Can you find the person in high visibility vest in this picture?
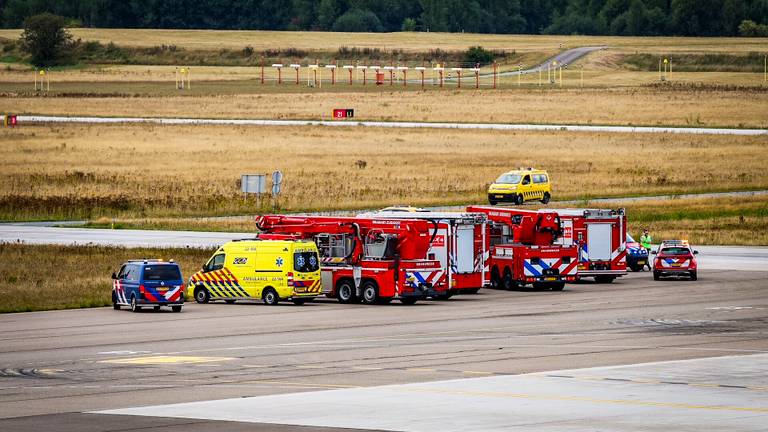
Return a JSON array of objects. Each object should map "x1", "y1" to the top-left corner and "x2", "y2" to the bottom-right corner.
[{"x1": 640, "y1": 229, "x2": 653, "y2": 270}]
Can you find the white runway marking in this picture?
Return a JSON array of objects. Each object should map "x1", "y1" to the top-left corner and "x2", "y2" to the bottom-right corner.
[
  {"x1": 17, "y1": 115, "x2": 768, "y2": 136},
  {"x1": 96, "y1": 354, "x2": 768, "y2": 432}
]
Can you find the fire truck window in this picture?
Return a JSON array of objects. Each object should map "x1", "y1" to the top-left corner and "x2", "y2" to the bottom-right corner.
[{"x1": 522, "y1": 175, "x2": 531, "y2": 185}]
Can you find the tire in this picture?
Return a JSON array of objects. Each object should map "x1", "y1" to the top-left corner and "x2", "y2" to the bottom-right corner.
[
  {"x1": 690, "y1": 271, "x2": 697, "y2": 281},
  {"x1": 594, "y1": 275, "x2": 615, "y2": 284},
  {"x1": 262, "y1": 288, "x2": 279, "y2": 305},
  {"x1": 336, "y1": 280, "x2": 357, "y2": 304},
  {"x1": 130, "y1": 295, "x2": 141, "y2": 313},
  {"x1": 112, "y1": 292, "x2": 120, "y2": 310},
  {"x1": 361, "y1": 280, "x2": 379, "y2": 305},
  {"x1": 400, "y1": 297, "x2": 418, "y2": 305},
  {"x1": 171, "y1": 305, "x2": 182, "y2": 312},
  {"x1": 628, "y1": 263, "x2": 642, "y2": 272},
  {"x1": 490, "y1": 267, "x2": 501, "y2": 290},
  {"x1": 224, "y1": 299, "x2": 236, "y2": 304},
  {"x1": 653, "y1": 271, "x2": 660, "y2": 281},
  {"x1": 291, "y1": 299, "x2": 306, "y2": 305},
  {"x1": 541, "y1": 192, "x2": 550, "y2": 204},
  {"x1": 194, "y1": 287, "x2": 210, "y2": 304},
  {"x1": 489, "y1": 199, "x2": 497, "y2": 206},
  {"x1": 515, "y1": 194, "x2": 524, "y2": 205},
  {"x1": 502, "y1": 268, "x2": 516, "y2": 290}
]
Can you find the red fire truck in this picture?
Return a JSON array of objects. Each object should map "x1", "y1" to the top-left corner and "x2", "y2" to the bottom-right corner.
[
  {"x1": 467, "y1": 206, "x2": 578, "y2": 291},
  {"x1": 255, "y1": 215, "x2": 444, "y2": 305},
  {"x1": 549, "y1": 208, "x2": 627, "y2": 283},
  {"x1": 360, "y1": 211, "x2": 489, "y2": 299}
]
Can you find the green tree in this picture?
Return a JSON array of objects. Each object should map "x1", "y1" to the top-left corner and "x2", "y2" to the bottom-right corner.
[
  {"x1": 722, "y1": 0, "x2": 747, "y2": 35},
  {"x1": 21, "y1": 12, "x2": 72, "y2": 66},
  {"x1": 317, "y1": 0, "x2": 340, "y2": 30},
  {"x1": 401, "y1": 17, "x2": 417, "y2": 31},
  {"x1": 331, "y1": 9, "x2": 384, "y2": 32}
]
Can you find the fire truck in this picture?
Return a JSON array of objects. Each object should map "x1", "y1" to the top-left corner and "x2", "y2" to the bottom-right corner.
[
  {"x1": 466, "y1": 206, "x2": 578, "y2": 291},
  {"x1": 549, "y1": 208, "x2": 627, "y2": 283},
  {"x1": 360, "y1": 211, "x2": 489, "y2": 299},
  {"x1": 255, "y1": 215, "x2": 444, "y2": 305}
]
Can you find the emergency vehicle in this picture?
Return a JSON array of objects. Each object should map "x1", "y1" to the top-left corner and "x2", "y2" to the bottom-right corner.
[
  {"x1": 187, "y1": 239, "x2": 322, "y2": 305},
  {"x1": 487, "y1": 168, "x2": 551, "y2": 205},
  {"x1": 652, "y1": 240, "x2": 699, "y2": 281},
  {"x1": 360, "y1": 211, "x2": 489, "y2": 298},
  {"x1": 467, "y1": 206, "x2": 578, "y2": 291},
  {"x1": 256, "y1": 215, "x2": 444, "y2": 305},
  {"x1": 626, "y1": 233, "x2": 649, "y2": 271},
  {"x1": 112, "y1": 260, "x2": 184, "y2": 312},
  {"x1": 549, "y1": 208, "x2": 627, "y2": 283}
]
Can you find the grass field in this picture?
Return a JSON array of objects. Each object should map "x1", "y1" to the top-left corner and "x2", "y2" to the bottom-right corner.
[
  {"x1": 2, "y1": 29, "x2": 766, "y2": 54},
  {"x1": 3, "y1": 86, "x2": 766, "y2": 128},
  {"x1": 0, "y1": 243, "x2": 213, "y2": 313},
  {"x1": 2, "y1": 123, "x2": 767, "y2": 221}
]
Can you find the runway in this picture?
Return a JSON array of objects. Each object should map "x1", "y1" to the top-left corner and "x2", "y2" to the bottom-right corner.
[{"x1": 1, "y1": 269, "x2": 767, "y2": 431}]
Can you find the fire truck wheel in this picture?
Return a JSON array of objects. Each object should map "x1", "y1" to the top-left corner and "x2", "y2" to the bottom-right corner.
[
  {"x1": 594, "y1": 275, "x2": 615, "y2": 284},
  {"x1": 336, "y1": 280, "x2": 357, "y2": 304},
  {"x1": 490, "y1": 267, "x2": 501, "y2": 289},
  {"x1": 194, "y1": 287, "x2": 210, "y2": 304},
  {"x1": 400, "y1": 297, "x2": 418, "y2": 305},
  {"x1": 361, "y1": 281, "x2": 379, "y2": 305},
  {"x1": 262, "y1": 288, "x2": 279, "y2": 305},
  {"x1": 541, "y1": 192, "x2": 551, "y2": 204},
  {"x1": 502, "y1": 268, "x2": 516, "y2": 290}
]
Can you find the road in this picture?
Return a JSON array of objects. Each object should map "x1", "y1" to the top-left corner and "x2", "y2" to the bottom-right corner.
[
  {"x1": 497, "y1": 45, "x2": 607, "y2": 76},
  {"x1": 1, "y1": 268, "x2": 767, "y2": 431}
]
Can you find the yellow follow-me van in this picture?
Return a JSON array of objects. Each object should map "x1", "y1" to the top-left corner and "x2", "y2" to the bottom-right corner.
[
  {"x1": 488, "y1": 168, "x2": 551, "y2": 205},
  {"x1": 187, "y1": 239, "x2": 322, "y2": 305}
]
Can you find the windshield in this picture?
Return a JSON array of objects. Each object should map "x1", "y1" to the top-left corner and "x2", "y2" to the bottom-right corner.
[
  {"x1": 495, "y1": 174, "x2": 521, "y2": 184},
  {"x1": 660, "y1": 247, "x2": 690, "y2": 256},
  {"x1": 294, "y1": 252, "x2": 320, "y2": 273},
  {"x1": 143, "y1": 265, "x2": 182, "y2": 280}
]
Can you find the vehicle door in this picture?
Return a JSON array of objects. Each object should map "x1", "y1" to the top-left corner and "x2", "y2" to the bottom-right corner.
[
  {"x1": 114, "y1": 264, "x2": 129, "y2": 304},
  {"x1": 123, "y1": 264, "x2": 141, "y2": 302},
  {"x1": 531, "y1": 174, "x2": 543, "y2": 199},
  {"x1": 202, "y1": 252, "x2": 228, "y2": 299},
  {"x1": 520, "y1": 174, "x2": 532, "y2": 201}
]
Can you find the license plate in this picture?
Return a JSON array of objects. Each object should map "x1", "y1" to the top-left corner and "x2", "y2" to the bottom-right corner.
[
  {"x1": 294, "y1": 287, "x2": 306, "y2": 293},
  {"x1": 495, "y1": 195, "x2": 504, "y2": 198},
  {"x1": 671, "y1": 263, "x2": 681, "y2": 267},
  {"x1": 638, "y1": 260, "x2": 646, "y2": 265},
  {"x1": 157, "y1": 288, "x2": 168, "y2": 293},
  {"x1": 545, "y1": 277, "x2": 557, "y2": 281}
]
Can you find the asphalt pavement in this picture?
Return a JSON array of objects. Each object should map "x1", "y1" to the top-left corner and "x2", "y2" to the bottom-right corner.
[{"x1": 1, "y1": 268, "x2": 767, "y2": 431}]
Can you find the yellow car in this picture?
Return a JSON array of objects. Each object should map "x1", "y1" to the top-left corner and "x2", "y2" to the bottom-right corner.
[
  {"x1": 187, "y1": 239, "x2": 321, "y2": 305},
  {"x1": 488, "y1": 169, "x2": 551, "y2": 205}
]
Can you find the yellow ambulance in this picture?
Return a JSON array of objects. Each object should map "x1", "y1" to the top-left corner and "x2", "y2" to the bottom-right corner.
[
  {"x1": 488, "y1": 168, "x2": 552, "y2": 205},
  {"x1": 187, "y1": 239, "x2": 322, "y2": 305}
]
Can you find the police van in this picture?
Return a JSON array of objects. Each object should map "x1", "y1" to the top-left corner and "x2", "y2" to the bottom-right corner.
[
  {"x1": 112, "y1": 260, "x2": 185, "y2": 312},
  {"x1": 488, "y1": 168, "x2": 552, "y2": 205},
  {"x1": 187, "y1": 239, "x2": 322, "y2": 305}
]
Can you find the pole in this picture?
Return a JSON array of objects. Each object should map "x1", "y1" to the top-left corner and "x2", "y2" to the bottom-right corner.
[
  {"x1": 457, "y1": 70, "x2": 461, "y2": 89},
  {"x1": 669, "y1": 57, "x2": 672, "y2": 79},
  {"x1": 421, "y1": 69, "x2": 425, "y2": 88},
  {"x1": 476, "y1": 63, "x2": 480, "y2": 89},
  {"x1": 493, "y1": 62, "x2": 497, "y2": 89}
]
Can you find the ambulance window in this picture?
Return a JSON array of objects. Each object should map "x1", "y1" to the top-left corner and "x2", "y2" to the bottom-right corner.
[
  {"x1": 210, "y1": 254, "x2": 226, "y2": 271},
  {"x1": 522, "y1": 175, "x2": 531, "y2": 185},
  {"x1": 294, "y1": 252, "x2": 319, "y2": 272}
]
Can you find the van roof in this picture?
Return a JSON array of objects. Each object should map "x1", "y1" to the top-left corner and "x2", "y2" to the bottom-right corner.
[{"x1": 504, "y1": 168, "x2": 547, "y2": 175}]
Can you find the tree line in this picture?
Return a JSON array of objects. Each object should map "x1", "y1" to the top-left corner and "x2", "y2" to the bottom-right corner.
[{"x1": 2, "y1": 0, "x2": 768, "y2": 36}]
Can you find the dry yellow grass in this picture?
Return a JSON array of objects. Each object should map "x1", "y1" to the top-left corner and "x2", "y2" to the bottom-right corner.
[
  {"x1": 1, "y1": 29, "x2": 765, "y2": 54},
  {"x1": 2, "y1": 123, "x2": 767, "y2": 220},
  {"x1": 4, "y1": 87, "x2": 766, "y2": 128}
]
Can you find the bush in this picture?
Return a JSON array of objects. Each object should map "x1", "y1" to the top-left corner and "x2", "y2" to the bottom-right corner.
[
  {"x1": 739, "y1": 20, "x2": 768, "y2": 37},
  {"x1": 463, "y1": 46, "x2": 494, "y2": 66},
  {"x1": 20, "y1": 13, "x2": 73, "y2": 67},
  {"x1": 401, "y1": 17, "x2": 417, "y2": 32},
  {"x1": 331, "y1": 9, "x2": 384, "y2": 33}
]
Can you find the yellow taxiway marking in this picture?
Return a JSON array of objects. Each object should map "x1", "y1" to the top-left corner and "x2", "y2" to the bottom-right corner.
[
  {"x1": 101, "y1": 356, "x2": 235, "y2": 365},
  {"x1": 406, "y1": 368, "x2": 436, "y2": 373},
  {"x1": 396, "y1": 387, "x2": 768, "y2": 413}
]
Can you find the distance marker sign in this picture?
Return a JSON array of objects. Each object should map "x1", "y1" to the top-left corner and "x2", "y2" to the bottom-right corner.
[{"x1": 333, "y1": 109, "x2": 354, "y2": 119}]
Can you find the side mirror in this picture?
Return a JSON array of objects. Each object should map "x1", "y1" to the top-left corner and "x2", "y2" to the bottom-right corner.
[
  {"x1": 111, "y1": 272, "x2": 117, "y2": 279},
  {"x1": 693, "y1": 250, "x2": 699, "y2": 255}
]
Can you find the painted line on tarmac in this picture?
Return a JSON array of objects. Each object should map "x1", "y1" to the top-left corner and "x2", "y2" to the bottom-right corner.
[{"x1": 18, "y1": 115, "x2": 768, "y2": 136}]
